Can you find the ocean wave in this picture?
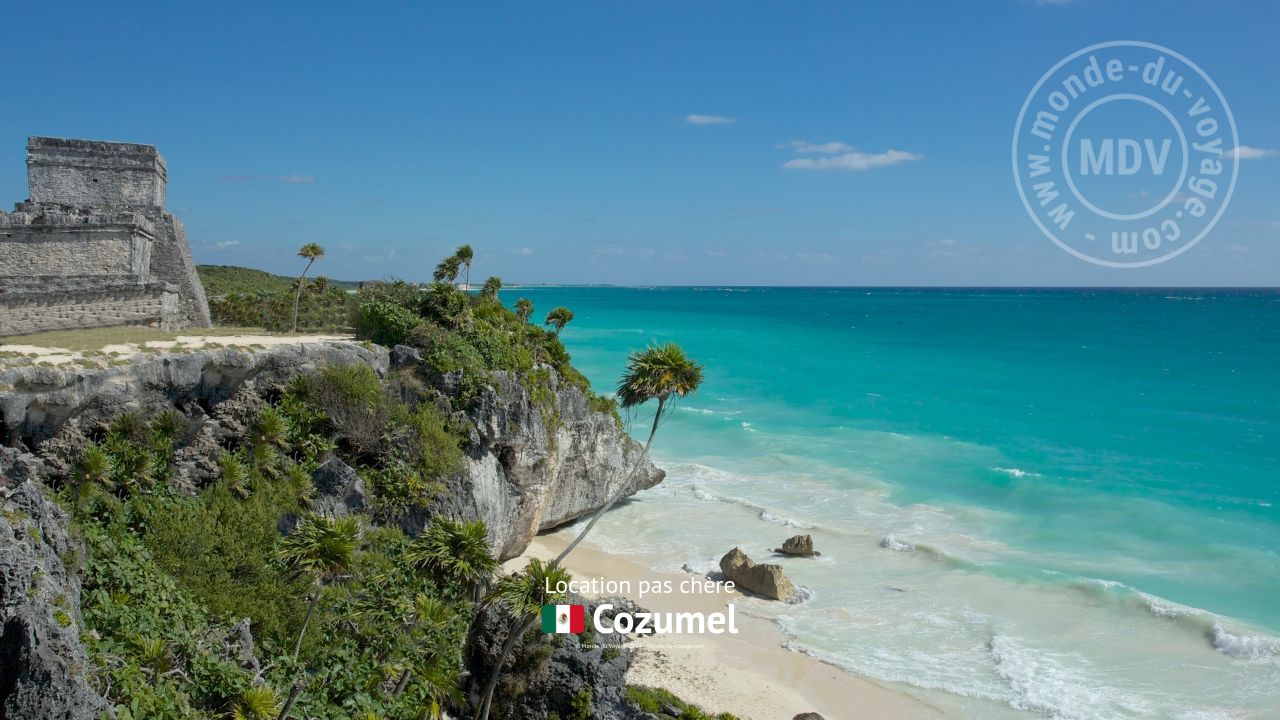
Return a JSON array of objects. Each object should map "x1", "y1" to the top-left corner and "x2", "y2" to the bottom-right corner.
[
  {"x1": 740, "y1": 421, "x2": 757, "y2": 432},
  {"x1": 991, "y1": 466, "x2": 1041, "y2": 479},
  {"x1": 669, "y1": 466, "x2": 825, "y2": 532},
  {"x1": 879, "y1": 535, "x2": 915, "y2": 551},
  {"x1": 878, "y1": 535, "x2": 980, "y2": 570},
  {"x1": 759, "y1": 511, "x2": 814, "y2": 529},
  {"x1": 1209, "y1": 625, "x2": 1280, "y2": 660},
  {"x1": 680, "y1": 406, "x2": 739, "y2": 418},
  {"x1": 1067, "y1": 578, "x2": 1280, "y2": 660},
  {"x1": 989, "y1": 634, "x2": 1154, "y2": 719}
]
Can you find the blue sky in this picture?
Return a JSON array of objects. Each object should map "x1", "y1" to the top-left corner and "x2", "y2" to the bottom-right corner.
[{"x1": 1, "y1": 1, "x2": 1277, "y2": 285}]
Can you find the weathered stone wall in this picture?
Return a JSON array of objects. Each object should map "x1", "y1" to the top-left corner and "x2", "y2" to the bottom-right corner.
[
  {"x1": 152, "y1": 212, "x2": 212, "y2": 327},
  {"x1": 27, "y1": 136, "x2": 167, "y2": 207},
  {"x1": 0, "y1": 136, "x2": 211, "y2": 336},
  {"x1": 0, "y1": 284, "x2": 176, "y2": 336},
  {"x1": 0, "y1": 213, "x2": 155, "y2": 281}
]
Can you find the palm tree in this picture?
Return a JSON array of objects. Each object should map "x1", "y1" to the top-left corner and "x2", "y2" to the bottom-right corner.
[
  {"x1": 291, "y1": 243, "x2": 325, "y2": 333},
  {"x1": 278, "y1": 514, "x2": 361, "y2": 658},
  {"x1": 476, "y1": 559, "x2": 571, "y2": 720},
  {"x1": 231, "y1": 684, "x2": 282, "y2": 720},
  {"x1": 407, "y1": 516, "x2": 498, "y2": 603},
  {"x1": 480, "y1": 276, "x2": 502, "y2": 300},
  {"x1": 554, "y1": 342, "x2": 703, "y2": 563},
  {"x1": 514, "y1": 298, "x2": 533, "y2": 323},
  {"x1": 455, "y1": 244, "x2": 474, "y2": 292},
  {"x1": 433, "y1": 256, "x2": 462, "y2": 284},
  {"x1": 544, "y1": 307, "x2": 574, "y2": 336}
]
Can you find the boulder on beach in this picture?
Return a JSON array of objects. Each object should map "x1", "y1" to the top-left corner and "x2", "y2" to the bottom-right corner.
[
  {"x1": 793, "y1": 714, "x2": 826, "y2": 720},
  {"x1": 773, "y1": 533, "x2": 821, "y2": 557},
  {"x1": 719, "y1": 547, "x2": 798, "y2": 601}
]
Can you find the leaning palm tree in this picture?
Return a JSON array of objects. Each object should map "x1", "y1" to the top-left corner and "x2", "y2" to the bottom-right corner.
[
  {"x1": 291, "y1": 243, "x2": 325, "y2": 332},
  {"x1": 455, "y1": 244, "x2": 474, "y2": 291},
  {"x1": 278, "y1": 514, "x2": 361, "y2": 658},
  {"x1": 433, "y1": 255, "x2": 462, "y2": 284},
  {"x1": 554, "y1": 342, "x2": 703, "y2": 563},
  {"x1": 514, "y1": 298, "x2": 533, "y2": 323},
  {"x1": 407, "y1": 516, "x2": 498, "y2": 603},
  {"x1": 544, "y1": 307, "x2": 574, "y2": 336},
  {"x1": 475, "y1": 558, "x2": 572, "y2": 720},
  {"x1": 480, "y1": 276, "x2": 502, "y2": 300}
]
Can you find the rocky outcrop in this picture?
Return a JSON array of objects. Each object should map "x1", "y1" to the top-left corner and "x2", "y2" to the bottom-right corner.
[
  {"x1": 310, "y1": 456, "x2": 369, "y2": 519},
  {"x1": 793, "y1": 714, "x2": 826, "y2": 720},
  {"x1": 465, "y1": 594, "x2": 636, "y2": 720},
  {"x1": 719, "y1": 547, "x2": 798, "y2": 602},
  {"x1": 1, "y1": 342, "x2": 661, "y2": 562},
  {"x1": 432, "y1": 369, "x2": 663, "y2": 560},
  {"x1": 0, "y1": 480, "x2": 110, "y2": 719},
  {"x1": 0, "y1": 341, "x2": 389, "y2": 448},
  {"x1": 774, "y1": 534, "x2": 820, "y2": 557}
]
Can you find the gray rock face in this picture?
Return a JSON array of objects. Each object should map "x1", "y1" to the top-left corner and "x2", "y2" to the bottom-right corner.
[
  {"x1": 719, "y1": 547, "x2": 798, "y2": 602},
  {"x1": 774, "y1": 534, "x2": 820, "y2": 557},
  {"x1": 311, "y1": 456, "x2": 369, "y2": 518},
  {"x1": 465, "y1": 594, "x2": 636, "y2": 720},
  {"x1": 389, "y1": 344, "x2": 423, "y2": 370},
  {"x1": 793, "y1": 714, "x2": 827, "y2": 720},
  {"x1": 0, "y1": 481, "x2": 110, "y2": 719},
  {"x1": 0, "y1": 341, "x2": 389, "y2": 448},
  {"x1": 433, "y1": 368, "x2": 663, "y2": 560}
]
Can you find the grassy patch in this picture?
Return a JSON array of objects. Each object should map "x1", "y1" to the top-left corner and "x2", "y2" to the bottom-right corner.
[{"x1": 625, "y1": 685, "x2": 740, "y2": 720}]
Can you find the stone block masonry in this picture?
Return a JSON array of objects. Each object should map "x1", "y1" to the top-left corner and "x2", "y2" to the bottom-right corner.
[{"x1": 0, "y1": 136, "x2": 211, "y2": 336}]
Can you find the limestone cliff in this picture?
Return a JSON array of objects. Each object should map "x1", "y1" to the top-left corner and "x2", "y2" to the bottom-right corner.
[
  {"x1": 0, "y1": 478, "x2": 110, "y2": 719},
  {"x1": 0, "y1": 339, "x2": 661, "y2": 556},
  {"x1": 0, "y1": 339, "x2": 663, "y2": 716},
  {"x1": 433, "y1": 367, "x2": 663, "y2": 560}
]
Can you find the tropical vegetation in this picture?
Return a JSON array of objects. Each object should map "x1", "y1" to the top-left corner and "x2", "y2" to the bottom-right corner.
[{"x1": 55, "y1": 246, "x2": 705, "y2": 720}]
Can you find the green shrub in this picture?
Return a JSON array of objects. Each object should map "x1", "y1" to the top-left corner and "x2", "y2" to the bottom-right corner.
[
  {"x1": 402, "y1": 402, "x2": 464, "y2": 478},
  {"x1": 209, "y1": 282, "x2": 352, "y2": 332},
  {"x1": 624, "y1": 685, "x2": 737, "y2": 720},
  {"x1": 292, "y1": 364, "x2": 389, "y2": 457},
  {"x1": 569, "y1": 688, "x2": 593, "y2": 720},
  {"x1": 140, "y1": 477, "x2": 309, "y2": 646},
  {"x1": 362, "y1": 461, "x2": 443, "y2": 520},
  {"x1": 355, "y1": 300, "x2": 421, "y2": 347}
]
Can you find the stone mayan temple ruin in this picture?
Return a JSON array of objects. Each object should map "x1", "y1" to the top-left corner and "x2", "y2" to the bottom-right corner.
[{"x1": 0, "y1": 136, "x2": 211, "y2": 337}]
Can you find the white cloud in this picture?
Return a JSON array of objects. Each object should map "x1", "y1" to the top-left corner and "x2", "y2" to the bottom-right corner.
[
  {"x1": 1226, "y1": 145, "x2": 1276, "y2": 160},
  {"x1": 278, "y1": 174, "x2": 316, "y2": 184},
  {"x1": 782, "y1": 148, "x2": 922, "y2": 172},
  {"x1": 686, "y1": 114, "x2": 736, "y2": 125},
  {"x1": 513, "y1": 247, "x2": 535, "y2": 256},
  {"x1": 215, "y1": 240, "x2": 241, "y2": 249},
  {"x1": 780, "y1": 140, "x2": 854, "y2": 154}
]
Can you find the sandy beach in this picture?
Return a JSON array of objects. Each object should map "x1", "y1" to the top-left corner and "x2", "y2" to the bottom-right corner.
[{"x1": 511, "y1": 530, "x2": 948, "y2": 720}]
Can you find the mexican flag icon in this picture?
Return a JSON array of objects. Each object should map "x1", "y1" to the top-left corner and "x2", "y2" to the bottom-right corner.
[{"x1": 542, "y1": 604, "x2": 585, "y2": 634}]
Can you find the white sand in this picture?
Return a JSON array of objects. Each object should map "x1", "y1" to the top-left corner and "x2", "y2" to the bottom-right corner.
[
  {"x1": 513, "y1": 531, "x2": 949, "y2": 720},
  {"x1": 0, "y1": 333, "x2": 352, "y2": 366}
]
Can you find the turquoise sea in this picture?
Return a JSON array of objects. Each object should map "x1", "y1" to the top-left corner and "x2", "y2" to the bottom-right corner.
[{"x1": 514, "y1": 287, "x2": 1280, "y2": 720}]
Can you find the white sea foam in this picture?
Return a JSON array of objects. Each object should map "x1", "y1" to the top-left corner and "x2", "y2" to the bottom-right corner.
[
  {"x1": 1209, "y1": 625, "x2": 1280, "y2": 660},
  {"x1": 1068, "y1": 577, "x2": 1280, "y2": 660},
  {"x1": 989, "y1": 634, "x2": 1154, "y2": 719},
  {"x1": 880, "y1": 535, "x2": 915, "y2": 551},
  {"x1": 759, "y1": 510, "x2": 814, "y2": 529},
  {"x1": 991, "y1": 466, "x2": 1040, "y2": 478}
]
